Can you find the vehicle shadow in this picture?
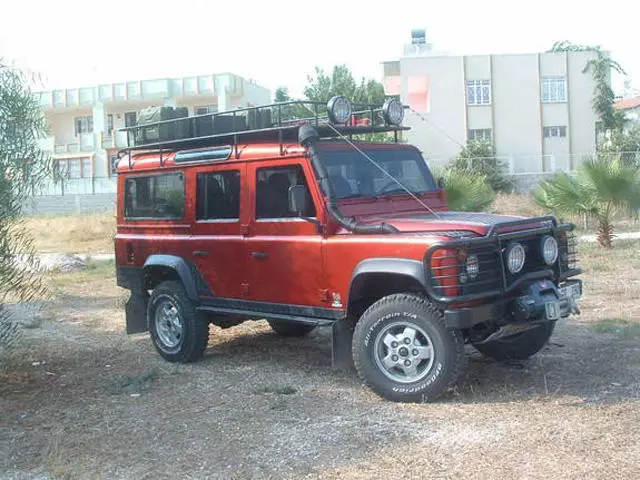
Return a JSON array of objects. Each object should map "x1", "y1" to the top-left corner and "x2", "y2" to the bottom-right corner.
[{"x1": 200, "y1": 319, "x2": 640, "y2": 405}]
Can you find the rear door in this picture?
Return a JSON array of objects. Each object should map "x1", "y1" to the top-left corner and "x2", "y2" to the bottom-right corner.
[{"x1": 190, "y1": 163, "x2": 246, "y2": 299}]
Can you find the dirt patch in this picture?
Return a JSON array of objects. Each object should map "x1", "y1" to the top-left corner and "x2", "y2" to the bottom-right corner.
[
  {"x1": 23, "y1": 213, "x2": 115, "y2": 254},
  {"x1": 1, "y1": 245, "x2": 639, "y2": 479}
]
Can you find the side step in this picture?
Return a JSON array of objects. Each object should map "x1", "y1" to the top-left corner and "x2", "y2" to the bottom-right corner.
[{"x1": 197, "y1": 305, "x2": 335, "y2": 327}]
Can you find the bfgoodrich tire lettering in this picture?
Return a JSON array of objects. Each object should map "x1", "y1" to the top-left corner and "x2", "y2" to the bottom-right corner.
[
  {"x1": 352, "y1": 294, "x2": 465, "y2": 403},
  {"x1": 148, "y1": 280, "x2": 209, "y2": 363}
]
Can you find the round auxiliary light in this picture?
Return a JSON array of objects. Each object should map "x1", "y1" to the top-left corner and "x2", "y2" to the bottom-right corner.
[
  {"x1": 382, "y1": 98, "x2": 404, "y2": 125},
  {"x1": 506, "y1": 242, "x2": 526, "y2": 274},
  {"x1": 541, "y1": 235, "x2": 559, "y2": 265},
  {"x1": 327, "y1": 96, "x2": 352, "y2": 124}
]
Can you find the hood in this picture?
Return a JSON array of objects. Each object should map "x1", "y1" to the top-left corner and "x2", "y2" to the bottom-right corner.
[{"x1": 355, "y1": 211, "x2": 551, "y2": 237}]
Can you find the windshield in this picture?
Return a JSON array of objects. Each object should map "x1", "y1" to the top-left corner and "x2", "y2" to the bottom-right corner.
[{"x1": 318, "y1": 146, "x2": 437, "y2": 200}]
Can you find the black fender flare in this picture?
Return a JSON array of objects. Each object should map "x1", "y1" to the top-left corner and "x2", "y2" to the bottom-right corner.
[
  {"x1": 348, "y1": 257, "x2": 428, "y2": 305},
  {"x1": 143, "y1": 254, "x2": 200, "y2": 301}
]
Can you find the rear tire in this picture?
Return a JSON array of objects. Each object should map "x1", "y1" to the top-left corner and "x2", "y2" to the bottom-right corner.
[
  {"x1": 148, "y1": 281, "x2": 209, "y2": 363},
  {"x1": 473, "y1": 322, "x2": 555, "y2": 361},
  {"x1": 267, "y1": 320, "x2": 316, "y2": 337},
  {"x1": 352, "y1": 293, "x2": 465, "y2": 403}
]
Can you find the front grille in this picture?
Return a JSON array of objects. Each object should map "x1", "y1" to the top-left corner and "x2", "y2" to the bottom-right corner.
[{"x1": 426, "y1": 222, "x2": 581, "y2": 303}]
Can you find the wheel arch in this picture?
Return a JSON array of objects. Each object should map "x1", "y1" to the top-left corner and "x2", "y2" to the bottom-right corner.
[
  {"x1": 143, "y1": 255, "x2": 201, "y2": 301},
  {"x1": 347, "y1": 258, "x2": 429, "y2": 319}
]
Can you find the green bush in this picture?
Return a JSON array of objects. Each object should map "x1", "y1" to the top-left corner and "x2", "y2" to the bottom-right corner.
[
  {"x1": 450, "y1": 139, "x2": 512, "y2": 193},
  {"x1": 439, "y1": 168, "x2": 496, "y2": 212}
]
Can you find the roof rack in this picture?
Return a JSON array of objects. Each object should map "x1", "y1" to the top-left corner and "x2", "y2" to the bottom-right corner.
[{"x1": 117, "y1": 98, "x2": 409, "y2": 157}]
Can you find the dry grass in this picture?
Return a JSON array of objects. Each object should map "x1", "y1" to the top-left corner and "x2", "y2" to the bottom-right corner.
[
  {"x1": 1, "y1": 240, "x2": 639, "y2": 478},
  {"x1": 23, "y1": 212, "x2": 116, "y2": 254}
]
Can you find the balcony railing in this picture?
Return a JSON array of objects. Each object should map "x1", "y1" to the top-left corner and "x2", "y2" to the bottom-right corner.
[
  {"x1": 54, "y1": 133, "x2": 95, "y2": 154},
  {"x1": 101, "y1": 131, "x2": 128, "y2": 149}
]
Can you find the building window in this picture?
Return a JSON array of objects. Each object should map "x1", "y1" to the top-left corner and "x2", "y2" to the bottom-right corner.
[
  {"x1": 468, "y1": 128, "x2": 493, "y2": 141},
  {"x1": 107, "y1": 114, "x2": 114, "y2": 134},
  {"x1": 124, "y1": 111, "x2": 137, "y2": 127},
  {"x1": 541, "y1": 76, "x2": 567, "y2": 102},
  {"x1": 125, "y1": 173, "x2": 185, "y2": 219},
  {"x1": 195, "y1": 105, "x2": 218, "y2": 116},
  {"x1": 256, "y1": 165, "x2": 315, "y2": 219},
  {"x1": 543, "y1": 126, "x2": 567, "y2": 138},
  {"x1": 110, "y1": 155, "x2": 119, "y2": 175},
  {"x1": 74, "y1": 116, "x2": 93, "y2": 135},
  {"x1": 466, "y1": 80, "x2": 491, "y2": 105},
  {"x1": 55, "y1": 158, "x2": 92, "y2": 179},
  {"x1": 196, "y1": 170, "x2": 240, "y2": 220}
]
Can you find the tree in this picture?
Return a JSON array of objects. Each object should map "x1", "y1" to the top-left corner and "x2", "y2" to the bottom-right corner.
[
  {"x1": 532, "y1": 156, "x2": 640, "y2": 247},
  {"x1": 274, "y1": 86, "x2": 291, "y2": 103},
  {"x1": 598, "y1": 125, "x2": 640, "y2": 166},
  {"x1": 549, "y1": 41, "x2": 627, "y2": 132},
  {"x1": 0, "y1": 62, "x2": 51, "y2": 350},
  {"x1": 449, "y1": 139, "x2": 511, "y2": 193}
]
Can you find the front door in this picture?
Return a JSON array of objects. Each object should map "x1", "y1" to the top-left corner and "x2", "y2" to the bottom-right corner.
[
  {"x1": 244, "y1": 161, "x2": 326, "y2": 312},
  {"x1": 190, "y1": 163, "x2": 246, "y2": 299}
]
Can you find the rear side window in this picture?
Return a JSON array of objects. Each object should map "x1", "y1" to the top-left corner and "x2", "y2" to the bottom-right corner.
[
  {"x1": 196, "y1": 170, "x2": 240, "y2": 220},
  {"x1": 124, "y1": 173, "x2": 185, "y2": 219}
]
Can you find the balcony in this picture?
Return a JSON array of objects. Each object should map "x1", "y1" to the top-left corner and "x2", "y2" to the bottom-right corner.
[
  {"x1": 101, "y1": 131, "x2": 128, "y2": 150},
  {"x1": 54, "y1": 133, "x2": 95, "y2": 154}
]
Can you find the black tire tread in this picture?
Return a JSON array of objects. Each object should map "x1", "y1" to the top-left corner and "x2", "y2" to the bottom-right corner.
[
  {"x1": 473, "y1": 322, "x2": 555, "y2": 361},
  {"x1": 148, "y1": 280, "x2": 209, "y2": 363},
  {"x1": 352, "y1": 293, "x2": 465, "y2": 402}
]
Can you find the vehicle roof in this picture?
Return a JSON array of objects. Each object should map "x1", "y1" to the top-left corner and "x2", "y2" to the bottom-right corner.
[{"x1": 115, "y1": 140, "x2": 418, "y2": 173}]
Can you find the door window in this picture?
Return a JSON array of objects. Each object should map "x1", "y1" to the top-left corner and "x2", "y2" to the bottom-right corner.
[
  {"x1": 196, "y1": 170, "x2": 240, "y2": 220},
  {"x1": 255, "y1": 165, "x2": 315, "y2": 219}
]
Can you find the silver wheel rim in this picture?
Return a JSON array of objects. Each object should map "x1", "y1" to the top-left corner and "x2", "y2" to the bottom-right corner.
[
  {"x1": 373, "y1": 321, "x2": 435, "y2": 383},
  {"x1": 154, "y1": 299, "x2": 183, "y2": 349}
]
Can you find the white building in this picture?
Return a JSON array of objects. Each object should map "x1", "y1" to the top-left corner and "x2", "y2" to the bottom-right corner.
[
  {"x1": 382, "y1": 31, "x2": 602, "y2": 174},
  {"x1": 35, "y1": 73, "x2": 271, "y2": 195}
]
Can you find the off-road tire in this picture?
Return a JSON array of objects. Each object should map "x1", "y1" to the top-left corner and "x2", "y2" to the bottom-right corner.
[
  {"x1": 473, "y1": 322, "x2": 556, "y2": 361},
  {"x1": 148, "y1": 281, "x2": 209, "y2": 363},
  {"x1": 267, "y1": 320, "x2": 316, "y2": 337},
  {"x1": 352, "y1": 293, "x2": 465, "y2": 403}
]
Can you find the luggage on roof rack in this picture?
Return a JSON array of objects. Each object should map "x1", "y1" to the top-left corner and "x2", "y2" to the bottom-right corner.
[{"x1": 134, "y1": 106, "x2": 190, "y2": 145}]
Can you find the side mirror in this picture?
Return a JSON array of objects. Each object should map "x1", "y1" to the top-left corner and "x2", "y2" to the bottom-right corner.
[
  {"x1": 288, "y1": 185, "x2": 307, "y2": 215},
  {"x1": 437, "y1": 177, "x2": 445, "y2": 189}
]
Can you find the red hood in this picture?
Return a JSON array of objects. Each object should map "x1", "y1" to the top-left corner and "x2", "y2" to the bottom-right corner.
[{"x1": 351, "y1": 211, "x2": 552, "y2": 237}]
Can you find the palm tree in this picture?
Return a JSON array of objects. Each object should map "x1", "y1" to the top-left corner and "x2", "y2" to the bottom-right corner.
[
  {"x1": 532, "y1": 156, "x2": 640, "y2": 247},
  {"x1": 440, "y1": 168, "x2": 496, "y2": 212}
]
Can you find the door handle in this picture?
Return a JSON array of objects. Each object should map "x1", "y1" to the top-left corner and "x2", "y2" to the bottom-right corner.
[
  {"x1": 250, "y1": 251, "x2": 269, "y2": 259},
  {"x1": 193, "y1": 250, "x2": 208, "y2": 258}
]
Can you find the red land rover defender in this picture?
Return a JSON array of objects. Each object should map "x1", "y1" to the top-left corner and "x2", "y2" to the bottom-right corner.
[{"x1": 115, "y1": 97, "x2": 582, "y2": 402}]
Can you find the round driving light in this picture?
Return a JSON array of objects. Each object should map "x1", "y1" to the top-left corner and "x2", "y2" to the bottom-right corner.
[
  {"x1": 506, "y1": 242, "x2": 526, "y2": 274},
  {"x1": 327, "y1": 96, "x2": 352, "y2": 124},
  {"x1": 382, "y1": 98, "x2": 404, "y2": 125},
  {"x1": 465, "y1": 254, "x2": 480, "y2": 280},
  {"x1": 541, "y1": 235, "x2": 559, "y2": 265}
]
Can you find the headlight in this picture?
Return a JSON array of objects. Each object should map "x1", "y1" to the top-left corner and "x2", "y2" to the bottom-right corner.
[
  {"x1": 506, "y1": 242, "x2": 526, "y2": 274},
  {"x1": 382, "y1": 98, "x2": 404, "y2": 125},
  {"x1": 327, "y1": 96, "x2": 352, "y2": 124},
  {"x1": 460, "y1": 253, "x2": 479, "y2": 284},
  {"x1": 541, "y1": 235, "x2": 558, "y2": 265}
]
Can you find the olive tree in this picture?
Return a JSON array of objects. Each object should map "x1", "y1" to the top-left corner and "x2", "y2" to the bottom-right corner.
[{"x1": 0, "y1": 62, "x2": 51, "y2": 350}]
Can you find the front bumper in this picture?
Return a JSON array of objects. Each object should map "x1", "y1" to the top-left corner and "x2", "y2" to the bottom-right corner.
[{"x1": 444, "y1": 279, "x2": 582, "y2": 329}]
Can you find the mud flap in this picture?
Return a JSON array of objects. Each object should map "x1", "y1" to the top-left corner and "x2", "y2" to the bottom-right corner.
[
  {"x1": 332, "y1": 317, "x2": 356, "y2": 370},
  {"x1": 125, "y1": 291, "x2": 150, "y2": 334}
]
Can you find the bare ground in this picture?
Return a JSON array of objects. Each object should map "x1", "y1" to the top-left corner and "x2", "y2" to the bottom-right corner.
[{"x1": 1, "y1": 243, "x2": 640, "y2": 479}]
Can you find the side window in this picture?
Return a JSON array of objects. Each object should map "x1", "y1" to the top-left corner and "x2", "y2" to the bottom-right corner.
[
  {"x1": 256, "y1": 165, "x2": 316, "y2": 219},
  {"x1": 124, "y1": 173, "x2": 184, "y2": 219},
  {"x1": 196, "y1": 170, "x2": 240, "y2": 220}
]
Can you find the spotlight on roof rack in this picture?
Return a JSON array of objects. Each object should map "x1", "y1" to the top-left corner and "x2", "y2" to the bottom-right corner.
[
  {"x1": 382, "y1": 98, "x2": 404, "y2": 125},
  {"x1": 327, "y1": 96, "x2": 352, "y2": 125}
]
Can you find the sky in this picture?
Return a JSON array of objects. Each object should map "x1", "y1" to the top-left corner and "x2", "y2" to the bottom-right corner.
[{"x1": 1, "y1": 0, "x2": 639, "y2": 98}]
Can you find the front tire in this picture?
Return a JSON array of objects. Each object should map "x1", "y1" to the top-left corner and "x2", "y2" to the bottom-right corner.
[
  {"x1": 473, "y1": 322, "x2": 555, "y2": 361},
  {"x1": 148, "y1": 281, "x2": 209, "y2": 363},
  {"x1": 267, "y1": 319, "x2": 316, "y2": 337},
  {"x1": 352, "y1": 294, "x2": 465, "y2": 403}
]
